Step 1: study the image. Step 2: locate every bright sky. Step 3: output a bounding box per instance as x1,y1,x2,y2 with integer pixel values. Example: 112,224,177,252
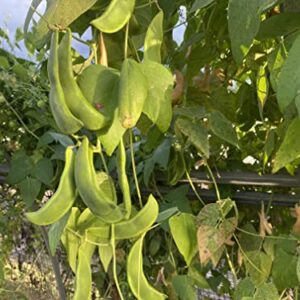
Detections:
0,0,185,59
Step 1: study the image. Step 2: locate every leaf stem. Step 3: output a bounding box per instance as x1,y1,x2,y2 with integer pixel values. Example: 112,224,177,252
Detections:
124,23,129,59
205,162,221,201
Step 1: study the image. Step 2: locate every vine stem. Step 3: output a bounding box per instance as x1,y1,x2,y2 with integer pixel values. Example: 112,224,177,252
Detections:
130,130,143,208
205,162,221,201
182,154,205,206
40,227,66,300
124,23,129,59
111,225,125,300
224,248,237,284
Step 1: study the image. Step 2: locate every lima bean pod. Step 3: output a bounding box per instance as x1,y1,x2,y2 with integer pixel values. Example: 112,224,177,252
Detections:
26,147,77,226
73,242,95,300
127,233,167,300
86,194,159,242
47,30,83,134
58,29,108,131
116,138,131,219
91,0,135,33
75,137,124,223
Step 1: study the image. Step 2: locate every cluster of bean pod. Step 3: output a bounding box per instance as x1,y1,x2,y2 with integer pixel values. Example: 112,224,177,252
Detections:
25,29,167,300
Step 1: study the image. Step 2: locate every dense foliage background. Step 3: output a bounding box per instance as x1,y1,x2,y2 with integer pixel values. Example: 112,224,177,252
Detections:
2,0,300,299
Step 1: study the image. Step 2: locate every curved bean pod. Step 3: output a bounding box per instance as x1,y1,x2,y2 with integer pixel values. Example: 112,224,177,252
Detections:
91,0,135,33
58,29,108,131
26,147,77,226
86,194,158,242
116,138,131,219
75,137,124,223
47,31,82,134
127,233,167,300
73,242,95,300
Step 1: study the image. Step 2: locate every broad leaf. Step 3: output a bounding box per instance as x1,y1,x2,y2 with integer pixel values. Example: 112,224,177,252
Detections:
32,158,53,185
141,61,174,131
48,211,71,256
172,275,196,300
209,111,238,147
18,177,41,208
191,0,215,12
277,33,300,113
228,0,261,64
169,213,197,266
273,118,300,173
144,11,164,63
253,283,279,300
244,251,272,287
175,117,209,158
233,278,255,300
272,248,298,290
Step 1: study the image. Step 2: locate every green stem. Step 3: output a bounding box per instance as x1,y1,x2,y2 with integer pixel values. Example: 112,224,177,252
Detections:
96,138,110,174
205,162,221,201
225,248,237,283
111,225,125,300
130,130,143,208
124,23,129,59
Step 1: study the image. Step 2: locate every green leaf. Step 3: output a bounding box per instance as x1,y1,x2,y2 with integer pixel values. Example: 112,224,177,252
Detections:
191,0,215,12
96,172,117,204
272,248,298,290
258,12,300,40
256,63,269,119
141,61,174,131
175,117,209,158
233,278,255,300
48,132,74,148
209,111,238,147
18,177,41,208
273,118,300,173
253,283,279,300
144,11,164,63
228,0,261,64
169,213,197,266
48,211,70,256
32,158,53,185
98,244,113,272
244,251,272,287
172,275,196,300
156,207,179,223
7,153,34,184
0,56,9,69
277,33,300,113
27,0,97,48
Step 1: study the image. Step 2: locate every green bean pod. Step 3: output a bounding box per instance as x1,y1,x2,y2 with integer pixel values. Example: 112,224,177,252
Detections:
73,242,95,300
58,29,108,131
26,147,77,226
91,0,135,33
86,194,158,242
118,59,148,128
116,138,131,219
47,31,83,134
127,233,167,300
75,137,124,223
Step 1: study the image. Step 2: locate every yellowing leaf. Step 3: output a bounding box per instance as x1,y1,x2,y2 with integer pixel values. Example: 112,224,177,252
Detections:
256,63,269,119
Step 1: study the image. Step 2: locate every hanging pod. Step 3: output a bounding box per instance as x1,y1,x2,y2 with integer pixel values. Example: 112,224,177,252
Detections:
127,232,167,300
47,30,83,134
73,242,95,300
26,147,77,226
91,0,136,33
74,136,124,223
86,194,159,242
58,29,108,131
